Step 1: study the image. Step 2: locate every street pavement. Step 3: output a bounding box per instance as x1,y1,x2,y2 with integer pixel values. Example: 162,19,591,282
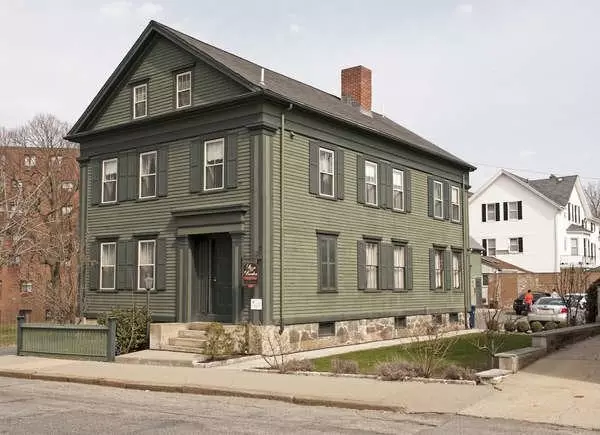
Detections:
0,377,596,435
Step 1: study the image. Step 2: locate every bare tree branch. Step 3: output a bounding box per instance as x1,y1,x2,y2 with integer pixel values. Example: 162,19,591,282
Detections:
584,182,600,218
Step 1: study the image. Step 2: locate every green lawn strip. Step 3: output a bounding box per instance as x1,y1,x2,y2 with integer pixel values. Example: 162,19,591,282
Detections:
0,324,17,347
311,333,532,374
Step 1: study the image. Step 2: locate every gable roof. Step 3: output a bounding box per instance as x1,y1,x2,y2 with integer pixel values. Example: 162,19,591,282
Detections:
470,236,484,252
566,223,591,233
509,173,577,207
67,21,474,171
481,256,531,273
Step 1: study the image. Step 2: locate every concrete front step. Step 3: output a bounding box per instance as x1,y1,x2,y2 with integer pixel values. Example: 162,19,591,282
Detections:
178,329,207,339
187,322,212,331
160,344,207,354
169,337,207,349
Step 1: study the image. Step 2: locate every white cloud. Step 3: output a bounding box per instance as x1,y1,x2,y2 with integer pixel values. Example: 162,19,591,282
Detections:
289,23,301,34
137,2,164,20
456,3,473,15
99,1,133,18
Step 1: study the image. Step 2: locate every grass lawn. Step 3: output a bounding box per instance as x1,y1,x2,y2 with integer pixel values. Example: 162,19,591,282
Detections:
312,333,532,374
0,324,17,347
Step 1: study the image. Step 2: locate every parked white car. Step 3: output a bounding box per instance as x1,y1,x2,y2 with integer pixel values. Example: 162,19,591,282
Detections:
527,297,586,324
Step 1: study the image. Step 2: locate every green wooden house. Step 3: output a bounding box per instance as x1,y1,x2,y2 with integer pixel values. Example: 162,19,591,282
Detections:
66,21,475,349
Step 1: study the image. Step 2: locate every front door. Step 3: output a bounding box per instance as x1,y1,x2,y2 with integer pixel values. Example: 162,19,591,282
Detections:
194,234,233,323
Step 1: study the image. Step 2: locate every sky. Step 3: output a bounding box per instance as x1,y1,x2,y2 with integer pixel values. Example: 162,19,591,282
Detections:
1,0,600,189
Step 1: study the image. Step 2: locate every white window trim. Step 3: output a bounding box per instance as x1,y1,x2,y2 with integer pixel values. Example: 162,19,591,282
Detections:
133,83,148,119
203,138,225,191
486,203,496,221
434,250,443,289
318,148,335,198
571,238,579,256
176,71,192,109
433,181,444,219
139,151,157,199
100,242,116,290
450,186,460,222
509,238,520,254
452,252,461,289
365,241,379,290
137,240,156,290
486,239,497,256
365,160,378,206
101,158,118,204
392,169,404,211
393,245,406,289
508,201,519,220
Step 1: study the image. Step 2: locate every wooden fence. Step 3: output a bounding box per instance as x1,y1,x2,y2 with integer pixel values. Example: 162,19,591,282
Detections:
16,316,116,361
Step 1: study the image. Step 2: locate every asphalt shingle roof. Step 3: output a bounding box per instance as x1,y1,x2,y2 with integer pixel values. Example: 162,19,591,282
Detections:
509,172,577,206
566,223,590,233
155,21,473,170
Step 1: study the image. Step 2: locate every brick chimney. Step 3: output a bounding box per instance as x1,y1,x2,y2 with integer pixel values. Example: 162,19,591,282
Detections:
341,65,372,112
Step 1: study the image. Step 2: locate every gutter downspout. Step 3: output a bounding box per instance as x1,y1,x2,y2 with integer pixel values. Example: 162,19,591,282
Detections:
462,173,471,329
279,104,293,334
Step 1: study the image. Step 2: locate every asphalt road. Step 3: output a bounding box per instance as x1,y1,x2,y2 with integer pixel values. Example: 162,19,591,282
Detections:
0,377,594,435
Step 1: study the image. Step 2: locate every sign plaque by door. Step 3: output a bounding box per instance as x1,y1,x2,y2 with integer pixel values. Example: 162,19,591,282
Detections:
242,262,259,288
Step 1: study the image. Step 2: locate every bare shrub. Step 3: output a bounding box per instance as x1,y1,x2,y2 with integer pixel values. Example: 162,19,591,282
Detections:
330,358,359,374
471,309,507,369
375,360,421,381
443,364,477,381
281,358,314,372
407,322,458,377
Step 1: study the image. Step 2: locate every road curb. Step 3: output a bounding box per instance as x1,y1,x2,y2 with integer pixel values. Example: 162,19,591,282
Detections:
0,370,405,413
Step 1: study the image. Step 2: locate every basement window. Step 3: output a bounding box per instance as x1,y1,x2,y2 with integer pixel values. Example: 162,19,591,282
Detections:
318,321,335,337
394,316,407,329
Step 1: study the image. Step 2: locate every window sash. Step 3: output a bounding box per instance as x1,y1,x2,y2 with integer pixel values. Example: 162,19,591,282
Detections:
133,84,147,118
509,238,519,253
486,239,496,256
452,253,461,288
138,240,156,290
433,181,443,218
365,242,379,289
392,169,404,211
434,250,443,288
176,72,192,108
486,203,496,221
318,148,335,197
365,161,378,206
393,245,405,289
101,159,118,203
451,186,460,221
508,201,518,220
319,236,337,290
100,242,116,290
139,151,157,199
571,238,579,256
204,138,225,190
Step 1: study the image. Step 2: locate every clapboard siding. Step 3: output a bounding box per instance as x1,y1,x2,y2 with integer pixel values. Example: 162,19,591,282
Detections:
91,35,247,131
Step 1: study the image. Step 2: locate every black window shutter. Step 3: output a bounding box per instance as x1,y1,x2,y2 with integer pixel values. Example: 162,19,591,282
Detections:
225,134,238,189
89,241,99,290
158,148,168,197
91,161,101,206
335,148,345,200
405,246,413,290
495,203,501,221
189,138,202,193
117,240,128,290
444,250,452,290
482,239,488,256
118,155,128,202
378,243,387,290
481,203,486,222
356,155,365,204
404,169,412,213
156,238,167,290
386,165,394,209
378,163,386,208
427,177,434,217
357,240,366,290
443,181,450,220
125,240,137,290
429,248,436,290
517,201,523,220
503,202,508,221
308,142,319,195
127,151,137,200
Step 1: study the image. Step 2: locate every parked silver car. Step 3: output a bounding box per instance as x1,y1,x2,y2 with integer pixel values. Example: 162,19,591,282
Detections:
527,297,585,324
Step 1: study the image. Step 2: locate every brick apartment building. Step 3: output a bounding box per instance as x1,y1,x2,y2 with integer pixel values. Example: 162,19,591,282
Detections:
0,146,79,324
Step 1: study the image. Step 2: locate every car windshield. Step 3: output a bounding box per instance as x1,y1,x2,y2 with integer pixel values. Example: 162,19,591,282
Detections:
536,298,564,306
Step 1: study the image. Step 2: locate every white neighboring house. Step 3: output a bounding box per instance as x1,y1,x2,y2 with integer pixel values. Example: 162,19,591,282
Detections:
469,170,600,273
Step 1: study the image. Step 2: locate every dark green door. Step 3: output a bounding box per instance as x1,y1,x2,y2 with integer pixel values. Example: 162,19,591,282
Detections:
195,234,233,323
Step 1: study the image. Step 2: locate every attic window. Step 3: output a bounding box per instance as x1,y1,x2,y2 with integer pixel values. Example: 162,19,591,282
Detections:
176,71,192,108
133,84,147,119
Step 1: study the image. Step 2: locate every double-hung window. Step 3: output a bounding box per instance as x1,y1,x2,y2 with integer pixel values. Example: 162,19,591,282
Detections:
139,151,157,199
486,203,496,221
452,252,461,289
101,159,117,203
318,148,334,197
133,84,147,119
138,240,156,290
365,242,379,289
571,238,579,256
393,245,406,290
451,186,460,222
433,181,443,218
434,249,444,289
392,169,404,211
318,234,337,291
100,242,116,290
204,139,224,191
508,201,519,220
485,238,496,256
365,161,378,206
509,237,520,253
176,71,192,108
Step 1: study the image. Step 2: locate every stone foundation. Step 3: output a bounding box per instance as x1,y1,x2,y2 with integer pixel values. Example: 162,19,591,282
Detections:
258,312,466,356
